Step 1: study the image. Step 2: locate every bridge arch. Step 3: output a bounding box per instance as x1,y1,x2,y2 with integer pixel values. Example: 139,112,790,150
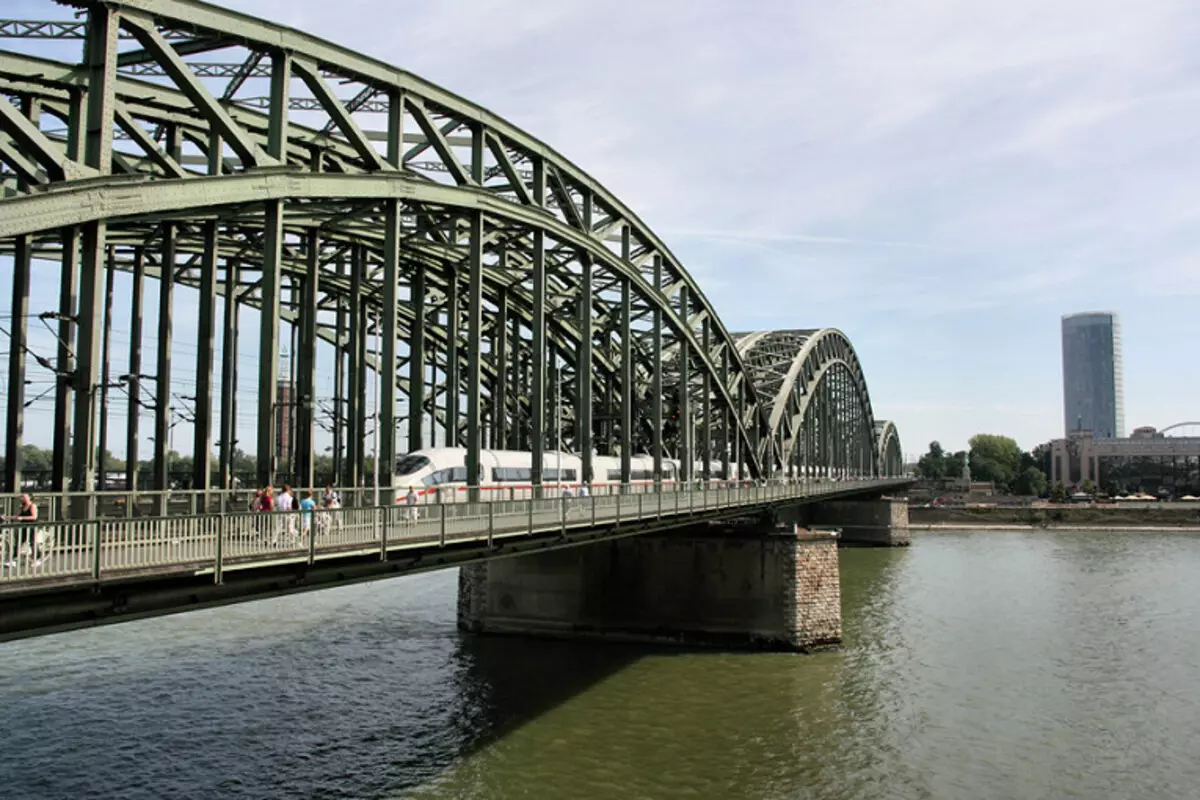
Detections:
0,0,897,497
736,329,882,478
875,421,904,477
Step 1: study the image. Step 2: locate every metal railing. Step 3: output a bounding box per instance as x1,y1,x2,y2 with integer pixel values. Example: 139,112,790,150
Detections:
0,477,905,588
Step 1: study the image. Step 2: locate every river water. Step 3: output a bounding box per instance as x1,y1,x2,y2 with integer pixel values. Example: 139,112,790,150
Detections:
2,530,1199,799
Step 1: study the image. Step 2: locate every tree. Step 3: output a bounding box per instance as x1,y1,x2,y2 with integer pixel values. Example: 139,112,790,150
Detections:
917,441,948,480
1081,478,1097,496
1014,466,1048,497
1050,481,1069,503
968,434,1022,492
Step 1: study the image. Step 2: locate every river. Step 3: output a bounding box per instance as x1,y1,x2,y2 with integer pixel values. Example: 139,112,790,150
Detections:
2,529,1199,799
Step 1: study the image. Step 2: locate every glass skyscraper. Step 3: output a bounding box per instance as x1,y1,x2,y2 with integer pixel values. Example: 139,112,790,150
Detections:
1061,312,1124,438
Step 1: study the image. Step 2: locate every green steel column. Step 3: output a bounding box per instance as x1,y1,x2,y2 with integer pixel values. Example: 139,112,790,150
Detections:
651,255,663,484
256,201,283,489
677,285,691,483
701,319,711,481
619,272,632,487
380,201,401,497
96,249,115,490
296,231,319,489
345,247,364,489
192,222,218,495
153,224,175,507
4,235,30,493
465,210,484,497
530,160,546,489
332,259,344,481
578,253,593,484
494,283,509,452
445,266,460,448
407,263,426,453
52,229,79,492
124,249,143,491
720,347,730,480
218,260,239,491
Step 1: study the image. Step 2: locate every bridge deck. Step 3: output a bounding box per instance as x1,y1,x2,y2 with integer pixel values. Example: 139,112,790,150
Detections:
0,479,908,639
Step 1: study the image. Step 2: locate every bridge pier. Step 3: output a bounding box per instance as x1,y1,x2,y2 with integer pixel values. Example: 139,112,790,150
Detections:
457,523,842,652
795,498,910,547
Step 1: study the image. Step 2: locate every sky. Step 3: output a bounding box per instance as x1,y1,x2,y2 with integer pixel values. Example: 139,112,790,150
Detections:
3,0,1200,462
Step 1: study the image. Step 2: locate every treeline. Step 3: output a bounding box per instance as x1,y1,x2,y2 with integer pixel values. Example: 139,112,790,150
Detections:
0,445,352,490
917,435,1051,496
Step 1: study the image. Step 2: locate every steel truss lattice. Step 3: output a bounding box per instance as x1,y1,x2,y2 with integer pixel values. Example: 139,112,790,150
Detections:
0,0,900,504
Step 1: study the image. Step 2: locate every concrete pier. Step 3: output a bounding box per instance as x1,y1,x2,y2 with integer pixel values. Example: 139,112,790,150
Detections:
799,498,910,547
457,524,842,651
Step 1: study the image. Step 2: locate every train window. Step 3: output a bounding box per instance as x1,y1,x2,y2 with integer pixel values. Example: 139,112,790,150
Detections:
544,468,577,481
606,469,654,481
423,468,455,487
395,455,430,475
450,467,468,483
494,467,532,482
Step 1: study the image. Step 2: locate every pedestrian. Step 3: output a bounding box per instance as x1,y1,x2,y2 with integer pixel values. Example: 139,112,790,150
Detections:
276,484,295,537
2,493,39,569
299,490,316,537
404,486,419,524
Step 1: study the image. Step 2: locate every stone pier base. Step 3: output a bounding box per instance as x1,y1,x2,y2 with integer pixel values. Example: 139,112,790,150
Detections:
457,525,841,651
800,498,910,547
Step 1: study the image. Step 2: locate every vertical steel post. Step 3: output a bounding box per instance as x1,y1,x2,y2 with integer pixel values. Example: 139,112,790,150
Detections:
193,221,218,497
297,231,319,489
577,193,594,486
619,274,632,487
153,223,175,511
96,249,115,489
4,235,31,493
465,209,484,498
218,258,238,491
720,347,730,480
677,285,691,483
380,200,401,498
345,246,364,489
52,229,79,492
530,160,547,492
509,313,521,449
701,319,711,482
332,258,345,483
407,263,425,453
445,266,459,448
651,255,663,485
494,283,509,451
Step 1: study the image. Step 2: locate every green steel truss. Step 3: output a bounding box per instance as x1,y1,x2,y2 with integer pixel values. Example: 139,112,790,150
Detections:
0,0,902,500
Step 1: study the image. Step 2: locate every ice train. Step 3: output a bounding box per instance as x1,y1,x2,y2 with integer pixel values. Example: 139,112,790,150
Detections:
393,447,731,501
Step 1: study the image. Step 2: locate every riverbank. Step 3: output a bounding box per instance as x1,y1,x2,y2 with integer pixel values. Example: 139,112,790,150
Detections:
910,504,1200,529
911,523,1200,532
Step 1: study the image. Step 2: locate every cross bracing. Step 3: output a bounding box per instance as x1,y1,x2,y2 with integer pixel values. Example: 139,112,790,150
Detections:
0,0,902,504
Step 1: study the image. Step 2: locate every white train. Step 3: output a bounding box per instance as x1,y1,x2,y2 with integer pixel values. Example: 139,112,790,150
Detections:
393,447,731,501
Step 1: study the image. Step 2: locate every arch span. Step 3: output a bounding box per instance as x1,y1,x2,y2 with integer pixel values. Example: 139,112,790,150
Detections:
0,0,899,495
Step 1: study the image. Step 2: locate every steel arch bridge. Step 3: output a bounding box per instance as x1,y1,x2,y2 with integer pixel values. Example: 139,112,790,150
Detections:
0,0,904,501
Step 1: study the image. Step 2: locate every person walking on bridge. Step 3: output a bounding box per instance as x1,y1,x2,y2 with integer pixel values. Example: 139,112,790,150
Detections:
2,493,39,569
404,487,419,524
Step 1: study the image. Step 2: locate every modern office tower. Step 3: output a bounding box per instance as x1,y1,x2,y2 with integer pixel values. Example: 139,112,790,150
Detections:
1061,312,1124,438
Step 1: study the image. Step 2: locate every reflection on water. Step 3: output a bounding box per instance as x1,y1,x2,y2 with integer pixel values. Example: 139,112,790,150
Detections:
3,531,1200,799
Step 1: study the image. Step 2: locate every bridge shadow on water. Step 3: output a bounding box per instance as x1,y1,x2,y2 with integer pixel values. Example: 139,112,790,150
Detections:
0,549,913,800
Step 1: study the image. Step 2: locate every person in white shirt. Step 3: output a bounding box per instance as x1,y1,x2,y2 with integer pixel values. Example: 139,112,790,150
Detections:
404,487,419,523
275,484,295,538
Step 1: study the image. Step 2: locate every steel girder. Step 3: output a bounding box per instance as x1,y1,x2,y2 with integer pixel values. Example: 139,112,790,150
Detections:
874,420,903,477
0,0,779,496
735,329,885,478
0,0,901,497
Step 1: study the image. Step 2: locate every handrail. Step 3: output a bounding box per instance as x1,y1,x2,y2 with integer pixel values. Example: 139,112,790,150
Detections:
0,478,910,590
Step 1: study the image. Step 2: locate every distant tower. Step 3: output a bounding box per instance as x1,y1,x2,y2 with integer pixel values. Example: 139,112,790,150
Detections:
961,451,971,482
1061,312,1124,438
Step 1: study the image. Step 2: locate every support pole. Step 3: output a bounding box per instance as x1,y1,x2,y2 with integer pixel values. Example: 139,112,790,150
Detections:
297,231,319,490
96,250,115,489
445,268,459,447
465,209,484,497
380,201,400,498
530,169,547,491
4,235,31,492
578,253,593,485
52,229,79,492
192,222,217,496
652,255,663,484
407,262,426,453
218,260,238,491
494,283,509,452
153,224,175,511
619,274,632,487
